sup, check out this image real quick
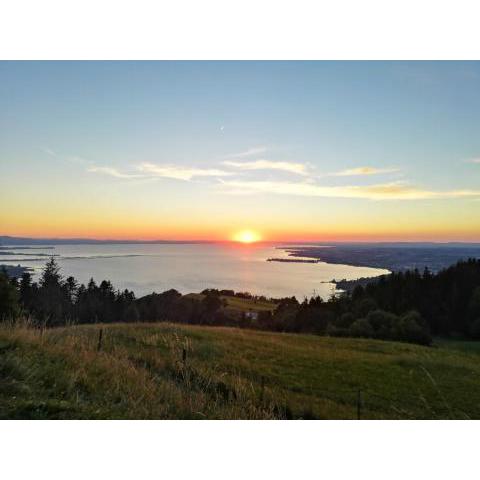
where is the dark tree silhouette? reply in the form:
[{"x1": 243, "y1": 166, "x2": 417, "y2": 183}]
[
  {"x1": 3, "y1": 257, "x2": 480, "y2": 346},
  {"x1": 0, "y1": 270, "x2": 19, "y2": 319}
]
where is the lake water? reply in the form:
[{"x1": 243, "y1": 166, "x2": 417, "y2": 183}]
[{"x1": 0, "y1": 243, "x2": 389, "y2": 300}]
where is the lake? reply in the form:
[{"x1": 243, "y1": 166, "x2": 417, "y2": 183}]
[{"x1": 0, "y1": 243, "x2": 389, "y2": 299}]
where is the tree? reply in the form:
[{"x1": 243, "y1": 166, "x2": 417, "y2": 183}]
[
  {"x1": 335, "y1": 312, "x2": 355, "y2": 328},
  {"x1": 366, "y1": 309, "x2": 398, "y2": 339},
  {"x1": 65, "y1": 276, "x2": 78, "y2": 302},
  {"x1": 36, "y1": 257, "x2": 70, "y2": 326},
  {"x1": 393, "y1": 311, "x2": 431, "y2": 345},
  {"x1": 0, "y1": 270, "x2": 20, "y2": 320},
  {"x1": 40, "y1": 257, "x2": 62, "y2": 288},
  {"x1": 354, "y1": 297, "x2": 377, "y2": 318},
  {"x1": 123, "y1": 303, "x2": 140, "y2": 322},
  {"x1": 19, "y1": 272, "x2": 36, "y2": 312},
  {"x1": 349, "y1": 318, "x2": 374, "y2": 338},
  {"x1": 468, "y1": 287, "x2": 480, "y2": 324},
  {"x1": 201, "y1": 293, "x2": 223, "y2": 324}
]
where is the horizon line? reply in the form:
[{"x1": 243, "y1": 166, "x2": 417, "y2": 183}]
[{"x1": 2, "y1": 234, "x2": 480, "y2": 246}]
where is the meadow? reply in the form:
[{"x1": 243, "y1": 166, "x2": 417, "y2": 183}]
[
  {"x1": 184, "y1": 292, "x2": 276, "y2": 317},
  {"x1": 1, "y1": 321, "x2": 480, "y2": 419}
]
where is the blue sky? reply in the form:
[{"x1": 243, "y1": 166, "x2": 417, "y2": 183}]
[{"x1": 1, "y1": 61, "x2": 480, "y2": 240}]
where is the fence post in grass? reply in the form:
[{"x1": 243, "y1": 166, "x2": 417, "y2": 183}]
[
  {"x1": 357, "y1": 389, "x2": 362, "y2": 420},
  {"x1": 97, "y1": 328, "x2": 103, "y2": 352}
]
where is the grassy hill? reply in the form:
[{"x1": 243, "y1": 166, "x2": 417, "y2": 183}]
[
  {"x1": 1, "y1": 322, "x2": 480, "y2": 419},
  {"x1": 184, "y1": 292, "x2": 276, "y2": 318}
]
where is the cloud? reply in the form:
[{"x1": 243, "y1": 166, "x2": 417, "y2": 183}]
[
  {"x1": 88, "y1": 163, "x2": 233, "y2": 181},
  {"x1": 223, "y1": 159, "x2": 308, "y2": 175},
  {"x1": 42, "y1": 147, "x2": 58, "y2": 157},
  {"x1": 43, "y1": 148, "x2": 90, "y2": 165},
  {"x1": 87, "y1": 166, "x2": 144, "y2": 179},
  {"x1": 218, "y1": 179, "x2": 480, "y2": 201},
  {"x1": 138, "y1": 163, "x2": 232, "y2": 181},
  {"x1": 465, "y1": 158, "x2": 480, "y2": 164},
  {"x1": 331, "y1": 166, "x2": 400, "y2": 176},
  {"x1": 226, "y1": 146, "x2": 267, "y2": 158}
]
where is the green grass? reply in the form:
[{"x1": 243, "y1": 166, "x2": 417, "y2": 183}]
[
  {"x1": 184, "y1": 293, "x2": 276, "y2": 318},
  {"x1": 1, "y1": 322, "x2": 480, "y2": 419}
]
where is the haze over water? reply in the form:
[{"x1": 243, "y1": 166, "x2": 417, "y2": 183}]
[{"x1": 0, "y1": 243, "x2": 388, "y2": 299}]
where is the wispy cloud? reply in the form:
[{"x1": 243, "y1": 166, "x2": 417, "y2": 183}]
[
  {"x1": 139, "y1": 163, "x2": 232, "y2": 181},
  {"x1": 218, "y1": 179, "x2": 480, "y2": 201},
  {"x1": 330, "y1": 166, "x2": 400, "y2": 176},
  {"x1": 223, "y1": 159, "x2": 308, "y2": 175},
  {"x1": 87, "y1": 166, "x2": 144, "y2": 179},
  {"x1": 42, "y1": 147, "x2": 58, "y2": 157},
  {"x1": 465, "y1": 158, "x2": 480, "y2": 164},
  {"x1": 88, "y1": 163, "x2": 232, "y2": 181},
  {"x1": 43, "y1": 148, "x2": 90, "y2": 165},
  {"x1": 225, "y1": 146, "x2": 267, "y2": 158}
]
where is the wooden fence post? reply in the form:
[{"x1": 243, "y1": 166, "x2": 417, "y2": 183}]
[
  {"x1": 97, "y1": 328, "x2": 103, "y2": 352},
  {"x1": 182, "y1": 347, "x2": 187, "y2": 364}
]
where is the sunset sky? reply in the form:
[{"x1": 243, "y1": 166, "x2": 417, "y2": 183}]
[{"x1": 1, "y1": 61, "x2": 480, "y2": 242}]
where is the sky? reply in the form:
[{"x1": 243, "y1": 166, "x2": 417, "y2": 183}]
[{"x1": 1, "y1": 61, "x2": 480, "y2": 242}]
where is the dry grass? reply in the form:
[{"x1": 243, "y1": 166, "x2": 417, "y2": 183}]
[{"x1": 1, "y1": 321, "x2": 480, "y2": 419}]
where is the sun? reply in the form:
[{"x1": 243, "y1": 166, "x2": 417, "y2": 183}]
[{"x1": 232, "y1": 230, "x2": 261, "y2": 243}]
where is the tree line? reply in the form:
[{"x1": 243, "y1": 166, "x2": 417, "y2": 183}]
[
  {"x1": 0, "y1": 258, "x2": 235, "y2": 327},
  {"x1": 1, "y1": 257, "x2": 480, "y2": 346},
  {"x1": 253, "y1": 258, "x2": 480, "y2": 345}
]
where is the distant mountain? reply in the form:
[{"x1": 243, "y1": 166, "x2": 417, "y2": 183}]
[{"x1": 0, "y1": 236, "x2": 213, "y2": 245}]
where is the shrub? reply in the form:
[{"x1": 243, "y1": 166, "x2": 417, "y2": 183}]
[
  {"x1": 366, "y1": 309, "x2": 398, "y2": 340},
  {"x1": 354, "y1": 297, "x2": 377, "y2": 318},
  {"x1": 349, "y1": 318, "x2": 374, "y2": 338},
  {"x1": 392, "y1": 311, "x2": 432, "y2": 345},
  {"x1": 335, "y1": 312, "x2": 355, "y2": 328},
  {"x1": 123, "y1": 303, "x2": 140, "y2": 322},
  {"x1": 326, "y1": 322, "x2": 349, "y2": 337}
]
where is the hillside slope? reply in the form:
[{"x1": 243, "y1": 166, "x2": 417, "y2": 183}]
[{"x1": 1, "y1": 323, "x2": 480, "y2": 419}]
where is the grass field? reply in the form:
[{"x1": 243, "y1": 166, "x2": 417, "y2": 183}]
[
  {"x1": 184, "y1": 293, "x2": 276, "y2": 318},
  {"x1": 1, "y1": 322, "x2": 480, "y2": 419}
]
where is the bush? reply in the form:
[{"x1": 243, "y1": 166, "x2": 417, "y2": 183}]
[
  {"x1": 392, "y1": 311, "x2": 432, "y2": 345},
  {"x1": 123, "y1": 303, "x2": 140, "y2": 322},
  {"x1": 366, "y1": 309, "x2": 398, "y2": 339},
  {"x1": 326, "y1": 322, "x2": 349, "y2": 337},
  {"x1": 349, "y1": 318, "x2": 374, "y2": 338},
  {"x1": 354, "y1": 297, "x2": 377, "y2": 318},
  {"x1": 335, "y1": 312, "x2": 355, "y2": 328}
]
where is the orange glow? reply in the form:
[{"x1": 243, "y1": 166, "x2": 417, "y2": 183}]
[
  {"x1": 2, "y1": 204, "x2": 480, "y2": 243},
  {"x1": 232, "y1": 230, "x2": 262, "y2": 243}
]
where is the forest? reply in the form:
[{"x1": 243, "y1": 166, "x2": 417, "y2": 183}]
[{"x1": 1, "y1": 257, "x2": 480, "y2": 346}]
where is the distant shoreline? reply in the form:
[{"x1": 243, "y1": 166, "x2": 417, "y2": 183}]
[
  {"x1": 0, "y1": 264, "x2": 33, "y2": 277},
  {"x1": 2, "y1": 235, "x2": 480, "y2": 246},
  {"x1": 266, "y1": 257, "x2": 320, "y2": 264},
  {"x1": 276, "y1": 244, "x2": 480, "y2": 273}
]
